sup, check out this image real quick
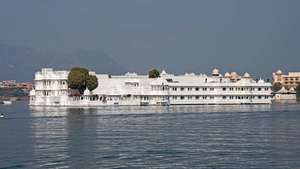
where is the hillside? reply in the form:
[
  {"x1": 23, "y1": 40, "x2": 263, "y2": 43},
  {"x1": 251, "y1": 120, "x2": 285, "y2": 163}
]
[{"x1": 0, "y1": 44, "x2": 127, "y2": 81}]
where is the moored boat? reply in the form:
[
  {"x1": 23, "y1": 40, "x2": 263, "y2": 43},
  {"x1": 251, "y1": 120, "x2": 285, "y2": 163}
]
[{"x1": 3, "y1": 101, "x2": 12, "y2": 105}]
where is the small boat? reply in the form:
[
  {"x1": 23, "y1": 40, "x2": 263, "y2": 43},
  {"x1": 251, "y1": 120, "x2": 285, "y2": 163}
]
[
  {"x1": 3, "y1": 101, "x2": 12, "y2": 105},
  {"x1": 0, "y1": 114, "x2": 4, "y2": 118}
]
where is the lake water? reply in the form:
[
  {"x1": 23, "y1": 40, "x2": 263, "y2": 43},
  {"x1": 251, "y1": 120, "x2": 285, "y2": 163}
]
[{"x1": 1, "y1": 101, "x2": 300, "y2": 169}]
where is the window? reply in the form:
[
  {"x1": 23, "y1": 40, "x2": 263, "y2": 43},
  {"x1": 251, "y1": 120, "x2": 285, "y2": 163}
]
[
  {"x1": 173, "y1": 87, "x2": 177, "y2": 91},
  {"x1": 180, "y1": 96, "x2": 185, "y2": 100},
  {"x1": 188, "y1": 88, "x2": 192, "y2": 91},
  {"x1": 203, "y1": 88, "x2": 207, "y2": 91},
  {"x1": 258, "y1": 96, "x2": 262, "y2": 99},
  {"x1": 210, "y1": 88, "x2": 214, "y2": 91},
  {"x1": 188, "y1": 96, "x2": 192, "y2": 100},
  {"x1": 222, "y1": 87, "x2": 226, "y2": 91},
  {"x1": 195, "y1": 87, "x2": 199, "y2": 91},
  {"x1": 210, "y1": 96, "x2": 214, "y2": 99},
  {"x1": 222, "y1": 96, "x2": 227, "y2": 99},
  {"x1": 180, "y1": 87, "x2": 184, "y2": 91},
  {"x1": 195, "y1": 96, "x2": 199, "y2": 99},
  {"x1": 258, "y1": 88, "x2": 262, "y2": 91}
]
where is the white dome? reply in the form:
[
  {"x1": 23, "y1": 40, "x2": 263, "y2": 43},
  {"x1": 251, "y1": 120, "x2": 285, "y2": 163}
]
[
  {"x1": 289, "y1": 87, "x2": 295, "y2": 92},
  {"x1": 231, "y1": 72, "x2": 238, "y2": 76},
  {"x1": 212, "y1": 68, "x2": 219, "y2": 76},
  {"x1": 161, "y1": 70, "x2": 167, "y2": 76},
  {"x1": 258, "y1": 79, "x2": 265, "y2": 83},
  {"x1": 276, "y1": 70, "x2": 283, "y2": 75},
  {"x1": 83, "y1": 89, "x2": 92, "y2": 95},
  {"x1": 224, "y1": 72, "x2": 230, "y2": 77},
  {"x1": 243, "y1": 72, "x2": 251, "y2": 78},
  {"x1": 278, "y1": 86, "x2": 287, "y2": 93}
]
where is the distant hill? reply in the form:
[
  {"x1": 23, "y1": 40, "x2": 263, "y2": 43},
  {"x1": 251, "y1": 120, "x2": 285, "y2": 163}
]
[{"x1": 0, "y1": 44, "x2": 127, "y2": 81}]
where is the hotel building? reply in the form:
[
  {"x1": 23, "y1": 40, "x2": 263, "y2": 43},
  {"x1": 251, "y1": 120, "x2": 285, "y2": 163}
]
[
  {"x1": 272, "y1": 70, "x2": 300, "y2": 89},
  {"x1": 29, "y1": 68, "x2": 272, "y2": 106}
]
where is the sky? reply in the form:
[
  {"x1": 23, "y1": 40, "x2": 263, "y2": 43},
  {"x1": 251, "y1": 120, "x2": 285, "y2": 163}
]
[{"x1": 0, "y1": 0, "x2": 299, "y2": 78}]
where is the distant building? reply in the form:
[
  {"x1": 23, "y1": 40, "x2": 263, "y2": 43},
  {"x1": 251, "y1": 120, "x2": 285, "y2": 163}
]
[
  {"x1": 0, "y1": 80, "x2": 17, "y2": 88},
  {"x1": 16, "y1": 82, "x2": 33, "y2": 90},
  {"x1": 273, "y1": 86, "x2": 296, "y2": 101},
  {"x1": 272, "y1": 70, "x2": 300, "y2": 89},
  {"x1": 0, "y1": 80, "x2": 32, "y2": 91}
]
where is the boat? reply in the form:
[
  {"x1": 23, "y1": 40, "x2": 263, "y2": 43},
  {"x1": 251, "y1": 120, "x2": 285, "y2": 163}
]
[
  {"x1": 3, "y1": 101, "x2": 12, "y2": 105},
  {"x1": 0, "y1": 114, "x2": 4, "y2": 118}
]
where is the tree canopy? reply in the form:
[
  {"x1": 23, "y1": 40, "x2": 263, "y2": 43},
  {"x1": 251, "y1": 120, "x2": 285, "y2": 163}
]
[
  {"x1": 148, "y1": 69, "x2": 160, "y2": 78},
  {"x1": 67, "y1": 67, "x2": 98, "y2": 94},
  {"x1": 272, "y1": 82, "x2": 282, "y2": 92},
  {"x1": 296, "y1": 84, "x2": 300, "y2": 101},
  {"x1": 87, "y1": 75, "x2": 98, "y2": 91}
]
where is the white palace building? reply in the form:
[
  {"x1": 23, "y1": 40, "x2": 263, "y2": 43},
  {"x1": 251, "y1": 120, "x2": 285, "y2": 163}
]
[{"x1": 29, "y1": 68, "x2": 272, "y2": 106}]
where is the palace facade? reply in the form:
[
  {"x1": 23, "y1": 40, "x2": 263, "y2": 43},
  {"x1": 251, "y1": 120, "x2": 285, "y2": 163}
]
[{"x1": 29, "y1": 68, "x2": 272, "y2": 106}]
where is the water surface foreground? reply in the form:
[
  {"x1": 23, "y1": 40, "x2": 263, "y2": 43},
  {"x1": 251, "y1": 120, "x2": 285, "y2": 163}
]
[{"x1": 1, "y1": 101, "x2": 300, "y2": 168}]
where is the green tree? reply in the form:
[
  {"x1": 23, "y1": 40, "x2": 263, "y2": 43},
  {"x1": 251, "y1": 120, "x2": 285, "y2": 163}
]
[
  {"x1": 148, "y1": 69, "x2": 160, "y2": 78},
  {"x1": 272, "y1": 82, "x2": 282, "y2": 92},
  {"x1": 67, "y1": 67, "x2": 98, "y2": 94},
  {"x1": 87, "y1": 75, "x2": 98, "y2": 91},
  {"x1": 296, "y1": 83, "x2": 300, "y2": 101}
]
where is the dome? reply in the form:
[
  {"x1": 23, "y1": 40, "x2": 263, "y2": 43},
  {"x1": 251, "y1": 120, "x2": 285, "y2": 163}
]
[
  {"x1": 224, "y1": 72, "x2": 230, "y2": 77},
  {"x1": 243, "y1": 72, "x2": 251, "y2": 78},
  {"x1": 276, "y1": 70, "x2": 283, "y2": 75},
  {"x1": 161, "y1": 70, "x2": 167, "y2": 76},
  {"x1": 258, "y1": 79, "x2": 265, "y2": 83},
  {"x1": 83, "y1": 89, "x2": 92, "y2": 95},
  {"x1": 278, "y1": 86, "x2": 287, "y2": 93},
  {"x1": 289, "y1": 87, "x2": 295, "y2": 92},
  {"x1": 212, "y1": 68, "x2": 220, "y2": 76},
  {"x1": 230, "y1": 72, "x2": 238, "y2": 77}
]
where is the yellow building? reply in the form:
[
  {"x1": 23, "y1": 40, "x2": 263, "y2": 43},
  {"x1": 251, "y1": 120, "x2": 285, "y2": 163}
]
[{"x1": 272, "y1": 70, "x2": 300, "y2": 89}]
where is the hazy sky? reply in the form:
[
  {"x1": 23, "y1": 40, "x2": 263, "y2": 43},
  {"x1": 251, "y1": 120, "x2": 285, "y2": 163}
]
[{"x1": 0, "y1": 0, "x2": 299, "y2": 77}]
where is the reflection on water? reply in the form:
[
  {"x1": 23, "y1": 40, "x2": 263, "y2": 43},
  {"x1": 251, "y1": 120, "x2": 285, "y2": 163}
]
[
  {"x1": 1, "y1": 102, "x2": 300, "y2": 168},
  {"x1": 29, "y1": 104, "x2": 272, "y2": 117}
]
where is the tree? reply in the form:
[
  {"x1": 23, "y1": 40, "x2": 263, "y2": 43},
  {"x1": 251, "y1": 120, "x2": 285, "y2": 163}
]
[
  {"x1": 67, "y1": 67, "x2": 98, "y2": 94},
  {"x1": 272, "y1": 82, "x2": 282, "y2": 92},
  {"x1": 87, "y1": 75, "x2": 98, "y2": 91},
  {"x1": 296, "y1": 84, "x2": 300, "y2": 101},
  {"x1": 148, "y1": 69, "x2": 160, "y2": 78}
]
